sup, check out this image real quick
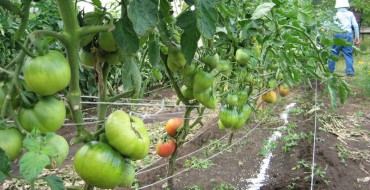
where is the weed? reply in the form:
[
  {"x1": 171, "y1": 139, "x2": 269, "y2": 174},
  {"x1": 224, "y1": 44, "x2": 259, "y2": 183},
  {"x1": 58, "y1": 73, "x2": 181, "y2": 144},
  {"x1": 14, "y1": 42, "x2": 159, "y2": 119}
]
[
  {"x1": 335, "y1": 144, "x2": 349, "y2": 163},
  {"x1": 213, "y1": 183, "x2": 235, "y2": 190},
  {"x1": 281, "y1": 133, "x2": 300, "y2": 152},
  {"x1": 296, "y1": 159, "x2": 309, "y2": 169},
  {"x1": 353, "y1": 111, "x2": 365, "y2": 117},
  {"x1": 184, "y1": 185, "x2": 202, "y2": 190},
  {"x1": 183, "y1": 157, "x2": 215, "y2": 170},
  {"x1": 259, "y1": 139, "x2": 277, "y2": 156}
]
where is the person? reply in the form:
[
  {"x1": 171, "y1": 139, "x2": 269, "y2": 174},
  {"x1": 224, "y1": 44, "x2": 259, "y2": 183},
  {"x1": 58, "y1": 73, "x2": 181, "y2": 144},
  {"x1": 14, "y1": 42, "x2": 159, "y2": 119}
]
[{"x1": 328, "y1": 0, "x2": 360, "y2": 76}]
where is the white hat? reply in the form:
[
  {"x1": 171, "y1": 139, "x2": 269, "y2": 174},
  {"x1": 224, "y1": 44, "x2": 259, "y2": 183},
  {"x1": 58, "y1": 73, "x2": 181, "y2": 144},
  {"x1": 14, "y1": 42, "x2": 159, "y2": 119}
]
[{"x1": 335, "y1": 0, "x2": 350, "y2": 8}]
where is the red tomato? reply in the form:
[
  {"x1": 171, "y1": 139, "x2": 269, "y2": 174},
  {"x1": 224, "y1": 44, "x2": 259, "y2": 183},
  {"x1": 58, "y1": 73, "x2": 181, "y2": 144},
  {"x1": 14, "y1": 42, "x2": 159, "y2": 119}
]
[
  {"x1": 156, "y1": 139, "x2": 176, "y2": 157},
  {"x1": 165, "y1": 118, "x2": 183, "y2": 137}
]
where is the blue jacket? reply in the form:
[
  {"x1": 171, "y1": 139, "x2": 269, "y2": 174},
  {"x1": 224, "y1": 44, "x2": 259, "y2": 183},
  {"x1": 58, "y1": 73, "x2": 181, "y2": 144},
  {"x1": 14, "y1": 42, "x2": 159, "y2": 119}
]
[{"x1": 334, "y1": 8, "x2": 360, "y2": 38}]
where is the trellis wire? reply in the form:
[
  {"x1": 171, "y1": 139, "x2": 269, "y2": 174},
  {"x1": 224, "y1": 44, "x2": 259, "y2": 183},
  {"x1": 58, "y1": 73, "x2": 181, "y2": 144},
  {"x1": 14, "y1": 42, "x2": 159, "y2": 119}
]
[
  {"x1": 137, "y1": 103, "x2": 279, "y2": 189},
  {"x1": 310, "y1": 79, "x2": 319, "y2": 190}
]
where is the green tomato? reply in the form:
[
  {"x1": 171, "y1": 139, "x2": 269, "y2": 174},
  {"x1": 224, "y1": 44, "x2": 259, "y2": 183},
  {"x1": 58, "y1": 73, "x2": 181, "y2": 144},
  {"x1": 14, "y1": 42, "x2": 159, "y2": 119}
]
[
  {"x1": 118, "y1": 162, "x2": 136, "y2": 187},
  {"x1": 98, "y1": 32, "x2": 117, "y2": 52},
  {"x1": 18, "y1": 96, "x2": 66, "y2": 133},
  {"x1": 237, "y1": 91, "x2": 249, "y2": 107},
  {"x1": 23, "y1": 50, "x2": 71, "y2": 96},
  {"x1": 44, "y1": 133, "x2": 69, "y2": 168},
  {"x1": 167, "y1": 47, "x2": 186, "y2": 68},
  {"x1": 106, "y1": 53, "x2": 121, "y2": 65},
  {"x1": 268, "y1": 79, "x2": 278, "y2": 89},
  {"x1": 235, "y1": 48, "x2": 250, "y2": 65},
  {"x1": 79, "y1": 49, "x2": 95, "y2": 67},
  {"x1": 182, "y1": 62, "x2": 196, "y2": 77},
  {"x1": 0, "y1": 127, "x2": 23, "y2": 161},
  {"x1": 217, "y1": 119, "x2": 226, "y2": 130},
  {"x1": 226, "y1": 94, "x2": 238, "y2": 107},
  {"x1": 239, "y1": 104, "x2": 252, "y2": 121},
  {"x1": 105, "y1": 110, "x2": 150, "y2": 160},
  {"x1": 219, "y1": 106, "x2": 239, "y2": 128},
  {"x1": 180, "y1": 85, "x2": 194, "y2": 100},
  {"x1": 193, "y1": 70, "x2": 214, "y2": 92},
  {"x1": 202, "y1": 53, "x2": 219, "y2": 68},
  {"x1": 74, "y1": 141, "x2": 125, "y2": 189},
  {"x1": 152, "y1": 68, "x2": 163, "y2": 81},
  {"x1": 193, "y1": 87, "x2": 218, "y2": 109}
]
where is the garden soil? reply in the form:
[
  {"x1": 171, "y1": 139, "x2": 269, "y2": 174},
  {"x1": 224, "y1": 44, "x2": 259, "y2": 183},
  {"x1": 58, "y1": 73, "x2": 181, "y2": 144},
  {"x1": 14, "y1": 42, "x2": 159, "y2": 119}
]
[{"x1": 3, "y1": 86, "x2": 370, "y2": 190}]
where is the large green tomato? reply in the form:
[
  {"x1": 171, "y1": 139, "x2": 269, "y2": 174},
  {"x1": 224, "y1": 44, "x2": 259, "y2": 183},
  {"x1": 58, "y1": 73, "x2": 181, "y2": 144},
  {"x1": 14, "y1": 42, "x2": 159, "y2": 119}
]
[
  {"x1": 74, "y1": 141, "x2": 126, "y2": 189},
  {"x1": 18, "y1": 96, "x2": 66, "y2": 133},
  {"x1": 23, "y1": 50, "x2": 71, "y2": 96},
  {"x1": 105, "y1": 110, "x2": 150, "y2": 160},
  {"x1": 235, "y1": 48, "x2": 250, "y2": 65},
  {"x1": 44, "y1": 133, "x2": 69, "y2": 168},
  {"x1": 0, "y1": 127, "x2": 23, "y2": 161},
  {"x1": 118, "y1": 162, "x2": 136, "y2": 187}
]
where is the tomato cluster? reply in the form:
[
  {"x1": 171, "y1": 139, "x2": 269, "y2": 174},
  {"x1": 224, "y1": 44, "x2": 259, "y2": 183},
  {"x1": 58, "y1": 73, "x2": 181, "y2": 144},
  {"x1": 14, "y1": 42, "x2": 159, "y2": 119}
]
[{"x1": 155, "y1": 118, "x2": 183, "y2": 158}]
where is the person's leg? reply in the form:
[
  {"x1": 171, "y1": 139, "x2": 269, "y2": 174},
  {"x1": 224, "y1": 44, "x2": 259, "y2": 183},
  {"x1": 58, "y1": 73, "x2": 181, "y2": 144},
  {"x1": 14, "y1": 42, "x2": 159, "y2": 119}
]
[
  {"x1": 328, "y1": 45, "x2": 341, "y2": 73},
  {"x1": 342, "y1": 34, "x2": 354, "y2": 75}
]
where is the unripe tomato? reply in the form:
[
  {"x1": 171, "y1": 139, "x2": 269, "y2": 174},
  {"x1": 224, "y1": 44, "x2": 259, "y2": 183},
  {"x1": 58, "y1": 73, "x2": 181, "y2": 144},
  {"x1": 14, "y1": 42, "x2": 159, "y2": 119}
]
[
  {"x1": 79, "y1": 49, "x2": 95, "y2": 67},
  {"x1": 193, "y1": 71, "x2": 214, "y2": 92},
  {"x1": 166, "y1": 118, "x2": 184, "y2": 137},
  {"x1": 23, "y1": 50, "x2": 71, "y2": 96},
  {"x1": 98, "y1": 32, "x2": 117, "y2": 52},
  {"x1": 226, "y1": 94, "x2": 238, "y2": 107},
  {"x1": 74, "y1": 141, "x2": 125, "y2": 189},
  {"x1": 237, "y1": 91, "x2": 249, "y2": 107},
  {"x1": 268, "y1": 79, "x2": 278, "y2": 89},
  {"x1": 156, "y1": 138, "x2": 176, "y2": 157},
  {"x1": 180, "y1": 85, "x2": 194, "y2": 100},
  {"x1": 167, "y1": 48, "x2": 186, "y2": 68},
  {"x1": 18, "y1": 96, "x2": 66, "y2": 133},
  {"x1": 105, "y1": 53, "x2": 121, "y2": 65},
  {"x1": 44, "y1": 133, "x2": 69, "y2": 168},
  {"x1": 153, "y1": 68, "x2": 163, "y2": 81},
  {"x1": 118, "y1": 162, "x2": 136, "y2": 187},
  {"x1": 235, "y1": 48, "x2": 250, "y2": 65},
  {"x1": 105, "y1": 110, "x2": 150, "y2": 160},
  {"x1": 202, "y1": 53, "x2": 219, "y2": 68},
  {"x1": 0, "y1": 127, "x2": 23, "y2": 161},
  {"x1": 219, "y1": 106, "x2": 239, "y2": 128}
]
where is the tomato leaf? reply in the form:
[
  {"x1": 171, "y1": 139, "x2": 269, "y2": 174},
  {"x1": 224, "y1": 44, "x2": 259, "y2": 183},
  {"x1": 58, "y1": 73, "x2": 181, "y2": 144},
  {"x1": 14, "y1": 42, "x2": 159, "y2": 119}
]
[
  {"x1": 333, "y1": 38, "x2": 352, "y2": 46},
  {"x1": 159, "y1": 0, "x2": 174, "y2": 23},
  {"x1": 195, "y1": 0, "x2": 218, "y2": 39},
  {"x1": 185, "y1": 0, "x2": 194, "y2": 6},
  {"x1": 148, "y1": 35, "x2": 160, "y2": 68},
  {"x1": 297, "y1": 8, "x2": 315, "y2": 26},
  {"x1": 0, "y1": 171, "x2": 7, "y2": 184},
  {"x1": 113, "y1": 17, "x2": 139, "y2": 55},
  {"x1": 40, "y1": 133, "x2": 59, "y2": 157},
  {"x1": 338, "y1": 84, "x2": 347, "y2": 104},
  {"x1": 176, "y1": 11, "x2": 200, "y2": 65},
  {"x1": 20, "y1": 152, "x2": 50, "y2": 182},
  {"x1": 121, "y1": 57, "x2": 142, "y2": 96},
  {"x1": 91, "y1": 0, "x2": 102, "y2": 8},
  {"x1": 23, "y1": 133, "x2": 42, "y2": 153},
  {"x1": 327, "y1": 83, "x2": 338, "y2": 110},
  {"x1": 251, "y1": 3, "x2": 276, "y2": 20},
  {"x1": 0, "y1": 149, "x2": 10, "y2": 175},
  {"x1": 128, "y1": 0, "x2": 159, "y2": 36},
  {"x1": 43, "y1": 176, "x2": 65, "y2": 190}
]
